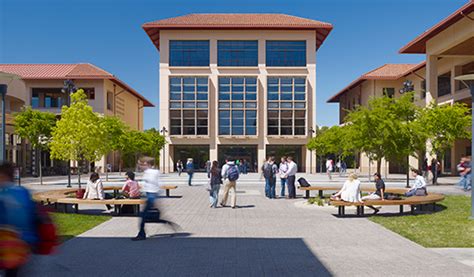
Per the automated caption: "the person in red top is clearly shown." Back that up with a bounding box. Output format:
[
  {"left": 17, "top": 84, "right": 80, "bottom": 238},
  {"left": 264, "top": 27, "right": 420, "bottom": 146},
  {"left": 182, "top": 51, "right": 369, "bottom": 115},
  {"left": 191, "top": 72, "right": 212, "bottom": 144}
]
[{"left": 121, "top": 172, "right": 141, "bottom": 199}]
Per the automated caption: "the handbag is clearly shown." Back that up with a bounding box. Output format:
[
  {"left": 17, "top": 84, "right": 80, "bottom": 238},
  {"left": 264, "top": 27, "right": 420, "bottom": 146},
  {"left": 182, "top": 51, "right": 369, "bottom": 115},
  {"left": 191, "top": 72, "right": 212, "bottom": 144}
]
[
  {"left": 75, "top": 189, "right": 85, "bottom": 199},
  {"left": 415, "top": 188, "right": 427, "bottom": 196}
]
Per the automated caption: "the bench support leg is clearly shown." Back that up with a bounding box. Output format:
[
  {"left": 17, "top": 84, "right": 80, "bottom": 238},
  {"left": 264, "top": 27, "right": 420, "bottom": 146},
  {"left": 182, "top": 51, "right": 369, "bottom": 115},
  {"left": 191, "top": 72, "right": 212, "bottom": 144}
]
[
  {"left": 305, "top": 190, "right": 310, "bottom": 199},
  {"left": 338, "top": 206, "right": 341, "bottom": 216},
  {"left": 410, "top": 205, "right": 415, "bottom": 214},
  {"left": 399, "top": 205, "right": 404, "bottom": 214},
  {"left": 360, "top": 206, "right": 364, "bottom": 216},
  {"left": 74, "top": 204, "right": 78, "bottom": 214},
  {"left": 342, "top": 206, "right": 345, "bottom": 216},
  {"left": 318, "top": 190, "right": 323, "bottom": 198},
  {"left": 432, "top": 203, "right": 436, "bottom": 211},
  {"left": 166, "top": 189, "right": 170, "bottom": 197}
]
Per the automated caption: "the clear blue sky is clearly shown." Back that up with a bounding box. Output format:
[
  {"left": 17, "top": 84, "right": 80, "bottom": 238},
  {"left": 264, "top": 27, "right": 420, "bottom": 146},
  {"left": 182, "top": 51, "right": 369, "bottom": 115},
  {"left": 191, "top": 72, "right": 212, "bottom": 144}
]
[{"left": 0, "top": 0, "right": 466, "bottom": 129}]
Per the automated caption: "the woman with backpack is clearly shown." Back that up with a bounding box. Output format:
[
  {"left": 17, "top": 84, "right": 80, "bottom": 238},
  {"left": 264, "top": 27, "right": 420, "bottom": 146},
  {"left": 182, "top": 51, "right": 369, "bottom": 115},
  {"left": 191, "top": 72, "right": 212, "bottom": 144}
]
[{"left": 208, "top": 161, "right": 222, "bottom": 208}]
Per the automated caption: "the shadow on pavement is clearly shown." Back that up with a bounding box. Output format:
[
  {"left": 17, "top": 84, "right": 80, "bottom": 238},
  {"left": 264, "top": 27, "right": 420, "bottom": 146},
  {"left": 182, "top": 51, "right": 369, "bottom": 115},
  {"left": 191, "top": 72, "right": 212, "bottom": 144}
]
[{"left": 26, "top": 237, "right": 333, "bottom": 276}]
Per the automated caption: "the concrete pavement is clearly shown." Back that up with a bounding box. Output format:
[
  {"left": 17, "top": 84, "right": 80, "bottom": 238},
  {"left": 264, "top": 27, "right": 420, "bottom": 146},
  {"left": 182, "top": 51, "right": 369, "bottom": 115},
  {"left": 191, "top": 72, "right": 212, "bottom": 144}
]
[{"left": 24, "top": 173, "right": 473, "bottom": 276}]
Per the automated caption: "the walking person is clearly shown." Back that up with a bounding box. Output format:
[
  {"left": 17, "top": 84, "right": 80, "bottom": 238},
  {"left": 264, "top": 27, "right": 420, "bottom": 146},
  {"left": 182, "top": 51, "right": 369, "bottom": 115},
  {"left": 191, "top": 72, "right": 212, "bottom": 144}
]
[
  {"left": 431, "top": 158, "right": 439, "bottom": 185},
  {"left": 341, "top": 160, "right": 347, "bottom": 174},
  {"left": 208, "top": 161, "right": 222, "bottom": 208},
  {"left": 176, "top": 160, "right": 183, "bottom": 176},
  {"left": 220, "top": 158, "right": 240, "bottom": 208},
  {"left": 326, "top": 158, "right": 333, "bottom": 180},
  {"left": 186, "top": 158, "right": 194, "bottom": 186},
  {"left": 457, "top": 156, "right": 471, "bottom": 191},
  {"left": 279, "top": 156, "right": 289, "bottom": 197},
  {"left": 421, "top": 158, "right": 429, "bottom": 180},
  {"left": 205, "top": 160, "right": 211, "bottom": 178},
  {"left": 361, "top": 173, "right": 385, "bottom": 214},
  {"left": 286, "top": 156, "right": 298, "bottom": 199},
  {"left": 132, "top": 159, "right": 161, "bottom": 241},
  {"left": 263, "top": 156, "right": 278, "bottom": 199},
  {"left": 0, "top": 162, "right": 38, "bottom": 276}
]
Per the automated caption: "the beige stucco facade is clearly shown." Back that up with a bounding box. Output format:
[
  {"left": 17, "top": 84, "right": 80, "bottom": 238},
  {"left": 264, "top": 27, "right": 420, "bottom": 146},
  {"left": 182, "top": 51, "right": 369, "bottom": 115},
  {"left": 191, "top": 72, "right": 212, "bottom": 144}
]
[
  {"left": 159, "top": 30, "right": 318, "bottom": 173},
  {"left": 0, "top": 76, "right": 146, "bottom": 175}
]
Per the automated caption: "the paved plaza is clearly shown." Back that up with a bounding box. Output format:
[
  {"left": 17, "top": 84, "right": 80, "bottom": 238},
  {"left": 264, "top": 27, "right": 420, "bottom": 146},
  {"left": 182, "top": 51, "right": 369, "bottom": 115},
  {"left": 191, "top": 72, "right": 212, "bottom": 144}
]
[{"left": 25, "top": 173, "right": 473, "bottom": 276}]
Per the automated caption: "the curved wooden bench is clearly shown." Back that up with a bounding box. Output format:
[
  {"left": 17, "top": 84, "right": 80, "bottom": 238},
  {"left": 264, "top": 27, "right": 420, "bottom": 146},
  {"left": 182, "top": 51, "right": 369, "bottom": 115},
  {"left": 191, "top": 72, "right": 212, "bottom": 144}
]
[
  {"left": 330, "top": 193, "right": 445, "bottom": 216},
  {"left": 298, "top": 186, "right": 407, "bottom": 198},
  {"left": 55, "top": 198, "right": 146, "bottom": 215}
]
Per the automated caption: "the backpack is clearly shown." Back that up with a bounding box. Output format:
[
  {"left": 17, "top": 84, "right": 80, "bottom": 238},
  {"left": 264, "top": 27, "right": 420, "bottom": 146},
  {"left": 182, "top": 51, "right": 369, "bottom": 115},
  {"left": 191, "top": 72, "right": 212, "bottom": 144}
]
[
  {"left": 298, "top": 177, "right": 311, "bottom": 187},
  {"left": 34, "top": 205, "right": 58, "bottom": 255},
  {"left": 227, "top": 165, "right": 239, "bottom": 181},
  {"left": 263, "top": 163, "right": 274, "bottom": 179}
]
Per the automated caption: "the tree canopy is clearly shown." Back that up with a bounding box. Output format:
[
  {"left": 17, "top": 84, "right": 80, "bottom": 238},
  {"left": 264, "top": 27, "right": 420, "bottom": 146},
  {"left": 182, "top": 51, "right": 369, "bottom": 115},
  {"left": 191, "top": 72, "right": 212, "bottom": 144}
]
[{"left": 14, "top": 107, "right": 57, "bottom": 150}]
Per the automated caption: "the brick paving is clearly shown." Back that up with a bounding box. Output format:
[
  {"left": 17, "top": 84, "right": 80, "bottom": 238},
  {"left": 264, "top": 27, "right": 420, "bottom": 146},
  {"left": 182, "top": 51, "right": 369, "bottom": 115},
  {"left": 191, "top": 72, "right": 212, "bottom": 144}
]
[{"left": 26, "top": 173, "right": 473, "bottom": 276}]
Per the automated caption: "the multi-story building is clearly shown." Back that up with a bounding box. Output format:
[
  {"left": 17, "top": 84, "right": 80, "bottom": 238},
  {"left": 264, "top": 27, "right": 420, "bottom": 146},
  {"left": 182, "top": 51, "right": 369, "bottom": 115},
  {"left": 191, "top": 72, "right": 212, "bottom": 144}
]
[
  {"left": 329, "top": 1, "right": 473, "bottom": 175},
  {"left": 143, "top": 14, "right": 333, "bottom": 172},
  {"left": 328, "top": 63, "right": 425, "bottom": 175},
  {"left": 0, "top": 63, "right": 153, "bottom": 175},
  {"left": 399, "top": 1, "right": 474, "bottom": 175}
]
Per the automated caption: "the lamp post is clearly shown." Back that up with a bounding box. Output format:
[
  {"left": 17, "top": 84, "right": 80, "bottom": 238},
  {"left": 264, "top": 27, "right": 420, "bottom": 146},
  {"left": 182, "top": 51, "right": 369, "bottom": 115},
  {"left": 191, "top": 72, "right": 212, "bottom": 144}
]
[
  {"left": 454, "top": 74, "right": 474, "bottom": 220},
  {"left": 399, "top": 80, "right": 415, "bottom": 188},
  {"left": 309, "top": 126, "right": 315, "bottom": 174},
  {"left": 62, "top": 79, "right": 76, "bottom": 187},
  {"left": 160, "top": 126, "right": 168, "bottom": 173},
  {"left": 0, "top": 84, "right": 7, "bottom": 162}
]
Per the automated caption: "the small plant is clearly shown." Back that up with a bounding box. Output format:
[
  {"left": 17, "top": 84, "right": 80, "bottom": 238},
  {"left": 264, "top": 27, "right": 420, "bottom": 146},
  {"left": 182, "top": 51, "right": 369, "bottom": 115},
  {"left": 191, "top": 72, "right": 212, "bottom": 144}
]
[{"left": 307, "top": 197, "right": 328, "bottom": 206}]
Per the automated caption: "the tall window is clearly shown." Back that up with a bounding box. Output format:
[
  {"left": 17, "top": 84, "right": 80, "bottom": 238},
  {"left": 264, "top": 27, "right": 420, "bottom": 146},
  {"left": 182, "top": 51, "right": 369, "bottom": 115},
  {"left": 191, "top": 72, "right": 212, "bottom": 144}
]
[
  {"left": 438, "top": 72, "right": 451, "bottom": 97},
  {"left": 218, "top": 41, "right": 258, "bottom": 66},
  {"left": 107, "top": 91, "right": 113, "bottom": 110},
  {"left": 382, "top": 88, "right": 395, "bottom": 98},
  {"left": 267, "top": 77, "right": 306, "bottom": 136},
  {"left": 218, "top": 77, "right": 257, "bottom": 136},
  {"left": 31, "top": 88, "right": 64, "bottom": 108},
  {"left": 266, "top": 41, "right": 306, "bottom": 67},
  {"left": 169, "top": 40, "right": 210, "bottom": 67},
  {"left": 169, "top": 77, "right": 209, "bottom": 135}
]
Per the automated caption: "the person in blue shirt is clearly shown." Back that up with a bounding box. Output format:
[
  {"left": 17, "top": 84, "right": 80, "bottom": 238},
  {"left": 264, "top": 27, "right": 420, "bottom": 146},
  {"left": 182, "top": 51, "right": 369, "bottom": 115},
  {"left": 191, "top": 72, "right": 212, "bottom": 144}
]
[
  {"left": 186, "top": 158, "right": 194, "bottom": 186},
  {"left": 0, "top": 162, "right": 38, "bottom": 276}
]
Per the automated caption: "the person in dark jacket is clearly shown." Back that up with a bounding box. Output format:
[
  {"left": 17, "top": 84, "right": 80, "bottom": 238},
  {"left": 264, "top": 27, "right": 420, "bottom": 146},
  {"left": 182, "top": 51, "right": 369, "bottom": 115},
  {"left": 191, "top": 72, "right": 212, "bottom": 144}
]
[
  {"left": 208, "top": 161, "right": 222, "bottom": 208},
  {"left": 186, "top": 158, "right": 194, "bottom": 186}
]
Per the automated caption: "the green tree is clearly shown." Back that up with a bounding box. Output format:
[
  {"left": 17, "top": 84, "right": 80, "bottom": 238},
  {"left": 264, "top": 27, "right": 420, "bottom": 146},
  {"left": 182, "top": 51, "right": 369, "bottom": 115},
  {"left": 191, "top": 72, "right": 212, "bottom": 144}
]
[
  {"left": 143, "top": 128, "right": 166, "bottom": 163},
  {"left": 345, "top": 93, "right": 423, "bottom": 174},
  {"left": 50, "top": 89, "right": 107, "bottom": 187},
  {"left": 420, "top": 102, "right": 471, "bottom": 160},
  {"left": 100, "top": 116, "right": 129, "bottom": 174},
  {"left": 118, "top": 129, "right": 149, "bottom": 169},
  {"left": 14, "top": 107, "right": 57, "bottom": 185}
]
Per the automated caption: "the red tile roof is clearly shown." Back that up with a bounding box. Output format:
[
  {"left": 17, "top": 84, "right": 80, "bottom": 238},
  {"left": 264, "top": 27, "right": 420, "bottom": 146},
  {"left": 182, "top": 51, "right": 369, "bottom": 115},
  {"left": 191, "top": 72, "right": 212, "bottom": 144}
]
[
  {"left": 327, "top": 63, "right": 425, "bottom": 103},
  {"left": 399, "top": 1, "right": 474, "bottom": 54},
  {"left": 142, "top": 13, "right": 333, "bottom": 51},
  {"left": 0, "top": 63, "right": 153, "bottom": 107}
]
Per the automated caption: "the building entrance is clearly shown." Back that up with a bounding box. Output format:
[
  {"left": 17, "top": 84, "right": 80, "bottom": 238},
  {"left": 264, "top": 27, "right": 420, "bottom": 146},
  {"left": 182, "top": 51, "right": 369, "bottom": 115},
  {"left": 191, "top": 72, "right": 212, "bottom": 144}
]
[
  {"left": 218, "top": 145, "right": 258, "bottom": 172},
  {"left": 266, "top": 145, "right": 304, "bottom": 172},
  {"left": 173, "top": 145, "right": 210, "bottom": 172}
]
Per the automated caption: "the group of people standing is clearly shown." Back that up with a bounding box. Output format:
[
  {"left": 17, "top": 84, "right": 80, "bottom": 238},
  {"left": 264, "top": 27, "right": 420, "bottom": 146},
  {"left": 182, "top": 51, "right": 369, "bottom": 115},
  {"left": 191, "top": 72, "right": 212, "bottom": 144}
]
[
  {"left": 262, "top": 156, "right": 298, "bottom": 199},
  {"left": 421, "top": 157, "right": 441, "bottom": 185}
]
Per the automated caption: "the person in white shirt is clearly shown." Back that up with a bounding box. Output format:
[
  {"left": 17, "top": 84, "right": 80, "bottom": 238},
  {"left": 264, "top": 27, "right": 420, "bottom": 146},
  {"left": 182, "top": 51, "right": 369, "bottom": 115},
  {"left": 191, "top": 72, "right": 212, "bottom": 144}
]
[
  {"left": 132, "top": 159, "right": 162, "bottom": 241},
  {"left": 405, "top": 169, "right": 427, "bottom": 197},
  {"left": 220, "top": 158, "right": 240, "bottom": 208},
  {"left": 326, "top": 159, "right": 333, "bottom": 180},
  {"left": 279, "top": 156, "right": 289, "bottom": 197},
  {"left": 286, "top": 156, "right": 298, "bottom": 199},
  {"left": 331, "top": 173, "right": 362, "bottom": 202},
  {"left": 83, "top": 172, "right": 105, "bottom": 200}
]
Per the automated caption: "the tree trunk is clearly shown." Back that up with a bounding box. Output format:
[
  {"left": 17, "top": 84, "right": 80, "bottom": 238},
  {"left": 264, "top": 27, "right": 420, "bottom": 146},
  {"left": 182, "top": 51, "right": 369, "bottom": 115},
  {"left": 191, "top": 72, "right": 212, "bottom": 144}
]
[
  {"left": 319, "top": 156, "right": 323, "bottom": 173},
  {"left": 38, "top": 148, "right": 43, "bottom": 186},
  {"left": 376, "top": 158, "right": 382, "bottom": 174},
  {"left": 78, "top": 164, "right": 81, "bottom": 189},
  {"left": 406, "top": 155, "right": 410, "bottom": 188}
]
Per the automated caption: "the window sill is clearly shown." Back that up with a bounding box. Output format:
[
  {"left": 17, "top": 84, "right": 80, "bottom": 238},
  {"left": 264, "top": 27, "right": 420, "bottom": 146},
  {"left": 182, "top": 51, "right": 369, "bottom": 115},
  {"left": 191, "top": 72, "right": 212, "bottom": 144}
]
[
  {"left": 217, "top": 66, "right": 259, "bottom": 69},
  {"left": 218, "top": 135, "right": 258, "bottom": 139},
  {"left": 169, "top": 135, "right": 210, "bottom": 139},
  {"left": 265, "top": 66, "right": 308, "bottom": 69},
  {"left": 267, "top": 135, "right": 308, "bottom": 138},
  {"left": 168, "top": 66, "right": 211, "bottom": 70}
]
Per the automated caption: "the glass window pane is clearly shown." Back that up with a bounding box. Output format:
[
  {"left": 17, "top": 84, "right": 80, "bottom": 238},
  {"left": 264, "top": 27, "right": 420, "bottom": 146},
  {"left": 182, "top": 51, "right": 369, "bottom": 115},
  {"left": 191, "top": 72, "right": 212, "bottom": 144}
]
[
  {"left": 219, "top": 127, "right": 230, "bottom": 135},
  {"left": 169, "top": 40, "right": 210, "bottom": 67},
  {"left": 281, "top": 102, "right": 292, "bottom": 108},
  {"left": 218, "top": 40, "right": 258, "bottom": 67},
  {"left": 245, "top": 102, "right": 257, "bottom": 108},
  {"left": 268, "top": 92, "right": 279, "bottom": 101},
  {"left": 232, "top": 127, "right": 244, "bottom": 135},
  {"left": 294, "top": 127, "right": 305, "bottom": 135},
  {"left": 183, "top": 102, "right": 195, "bottom": 108},
  {"left": 294, "top": 102, "right": 305, "bottom": 108},
  {"left": 219, "top": 102, "right": 230, "bottom": 108},
  {"left": 171, "top": 127, "right": 181, "bottom": 135},
  {"left": 266, "top": 41, "right": 306, "bottom": 67},
  {"left": 197, "top": 110, "right": 208, "bottom": 117},
  {"left": 246, "top": 92, "right": 256, "bottom": 101},
  {"left": 220, "top": 77, "right": 231, "bottom": 85},
  {"left": 197, "top": 127, "right": 207, "bottom": 135},
  {"left": 232, "top": 93, "right": 244, "bottom": 101},
  {"left": 170, "top": 102, "right": 181, "bottom": 109},
  {"left": 246, "top": 127, "right": 256, "bottom": 135},
  {"left": 197, "top": 102, "right": 208, "bottom": 108},
  {"left": 232, "top": 102, "right": 244, "bottom": 108},
  {"left": 197, "top": 93, "right": 208, "bottom": 100},
  {"left": 170, "top": 78, "right": 181, "bottom": 85},
  {"left": 183, "top": 127, "right": 195, "bottom": 135},
  {"left": 281, "top": 127, "right": 293, "bottom": 135},
  {"left": 268, "top": 127, "right": 279, "bottom": 135}
]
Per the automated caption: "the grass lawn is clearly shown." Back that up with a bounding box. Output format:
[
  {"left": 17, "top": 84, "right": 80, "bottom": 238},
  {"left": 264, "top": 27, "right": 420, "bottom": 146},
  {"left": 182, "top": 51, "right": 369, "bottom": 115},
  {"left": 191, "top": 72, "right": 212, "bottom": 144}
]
[
  {"left": 370, "top": 195, "right": 474, "bottom": 248},
  {"left": 51, "top": 213, "right": 111, "bottom": 242}
]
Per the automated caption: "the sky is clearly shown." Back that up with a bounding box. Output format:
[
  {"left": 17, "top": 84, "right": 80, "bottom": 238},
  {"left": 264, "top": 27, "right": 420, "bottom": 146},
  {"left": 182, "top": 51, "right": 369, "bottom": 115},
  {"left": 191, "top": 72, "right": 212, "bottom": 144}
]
[{"left": 0, "top": 0, "right": 467, "bottom": 129}]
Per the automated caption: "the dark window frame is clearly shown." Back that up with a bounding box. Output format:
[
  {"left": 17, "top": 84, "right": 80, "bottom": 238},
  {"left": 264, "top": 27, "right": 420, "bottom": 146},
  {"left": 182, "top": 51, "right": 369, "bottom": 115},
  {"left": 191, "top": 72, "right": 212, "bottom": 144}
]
[{"left": 169, "top": 40, "right": 210, "bottom": 67}]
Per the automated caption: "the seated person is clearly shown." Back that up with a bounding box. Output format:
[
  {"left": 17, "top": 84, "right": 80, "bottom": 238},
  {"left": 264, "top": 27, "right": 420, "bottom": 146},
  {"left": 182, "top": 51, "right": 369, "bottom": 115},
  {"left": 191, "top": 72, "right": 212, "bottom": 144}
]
[
  {"left": 331, "top": 173, "right": 362, "bottom": 202},
  {"left": 362, "top": 172, "right": 385, "bottom": 214},
  {"left": 83, "top": 172, "right": 112, "bottom": 209},
  {"left": 405, "top": 169, "right": 427, "bottom": 197},
  {"left": 122, "top": 171, "right": 141, "bottom": 199}
]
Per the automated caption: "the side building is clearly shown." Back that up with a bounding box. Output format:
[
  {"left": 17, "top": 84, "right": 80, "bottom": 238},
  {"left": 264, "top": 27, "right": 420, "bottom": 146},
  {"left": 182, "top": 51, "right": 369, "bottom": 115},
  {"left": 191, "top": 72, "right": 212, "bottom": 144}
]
[
  {"left": 327, "top": 63, "right": 426, "bottom": 175},
  {"left": 143, "top": 14, "right": 333, "bottom": 172},
  {"left": 399, "top": 1, "right": 474, "bottom": 175},
  {"left": 0, "top": 63, "right": 154, "bottom": 176}
]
